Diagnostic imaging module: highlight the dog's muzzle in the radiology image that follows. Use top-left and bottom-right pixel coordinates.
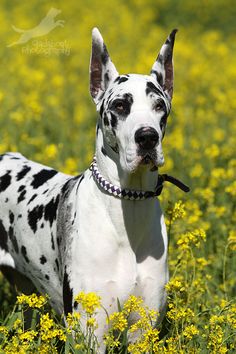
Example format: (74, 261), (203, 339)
(134, 126), (159, 166)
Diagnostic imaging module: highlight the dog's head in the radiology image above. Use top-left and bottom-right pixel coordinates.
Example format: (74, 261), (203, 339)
(90, 28), (177, 174)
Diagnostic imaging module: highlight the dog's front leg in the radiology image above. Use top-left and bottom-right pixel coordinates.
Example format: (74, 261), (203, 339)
(94, 310), (110, 354)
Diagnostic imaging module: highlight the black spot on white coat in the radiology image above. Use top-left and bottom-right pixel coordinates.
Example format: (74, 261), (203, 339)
(40, 255), (47, 264)
(0, 219), (8, 252)
(55, 258), (59, 271)
(150, 70), (163, 86)
(63, 268), (73, 315)
(51, 233), (55, 250)
(27, 194), (37, 205)
(146, 81), (163, 97)
(18, 185), (25, 193)
(9, 211), (14, 224)
(31, 169), (58, 189)
(9, 226), (19, 253)
(17, 189), (26, 203)
(17, 165), (31, 181)
(0, 171), (11, 192)
(28, 205), (44, 233)
(99, 100), (105, 117)
(21, 245), (30, 263)
(114, 76), (129, 84)
(110, 112), (118, 128)
(103, 113), (109, 126)
(44, 195), (60, 227)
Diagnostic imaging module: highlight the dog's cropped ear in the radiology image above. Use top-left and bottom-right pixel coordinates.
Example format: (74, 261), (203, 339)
(150, 29), (178, 100)
(90, 28), (119, 105)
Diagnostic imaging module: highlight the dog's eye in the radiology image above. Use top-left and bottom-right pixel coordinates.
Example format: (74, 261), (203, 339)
(114, 101), (125, 112)
(153, 100), (164, 112)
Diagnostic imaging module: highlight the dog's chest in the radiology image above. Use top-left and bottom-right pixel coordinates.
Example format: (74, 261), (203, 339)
(70, 226), (139, 302)
(67, 178), (168, 303)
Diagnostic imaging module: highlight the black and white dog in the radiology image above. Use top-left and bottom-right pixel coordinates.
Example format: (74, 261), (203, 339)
(0, 28), (188, 350)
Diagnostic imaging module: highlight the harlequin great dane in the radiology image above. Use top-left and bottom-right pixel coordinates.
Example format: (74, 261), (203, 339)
(0, 28), (189, 350)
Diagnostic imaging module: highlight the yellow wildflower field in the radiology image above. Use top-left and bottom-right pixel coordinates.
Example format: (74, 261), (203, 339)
(0, 0), (235, 352)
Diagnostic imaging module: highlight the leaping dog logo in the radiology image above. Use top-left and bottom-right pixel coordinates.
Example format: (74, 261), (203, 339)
(7, 8), (65, 47)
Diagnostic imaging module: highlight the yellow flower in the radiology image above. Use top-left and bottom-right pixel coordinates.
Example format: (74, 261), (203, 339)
(167, 304), (195, 321)
(0, 326), (8, 335)
(19, 330), (37, 342)
(190, 163), (204, 178)
(17, 293), (47, 308)
(207, 204), (226, 217)
(44, 144), (58, 159)
(194, 187), (214, 203)
(210, 315), (225, 325)
(177, 228), (206, 250)
(220, 299), (229, 309)
(205, 143), (220, 158)
(123, 295), (144, 315)
(13, 319), (22, 330)
(166, 276), (186, 293)
(228, 230), (236, 250)
(171, 200), (186, 221)
(40, 312), (54, 335)
(66, 312), (81, 328)
(74, 291), (101, 315)
(62, 157), (79, 175)
(225, 181), (236, 196)
(38, 343), (57, 354)
(183, 325), (199, 339)
(86, 317), (98, 328)
(108, 312), (128, 332)
(128, 327), (159, 353)
(103, 333), (120, 348)
(39, 312), (66, 341)
(196, 257), (210, 268)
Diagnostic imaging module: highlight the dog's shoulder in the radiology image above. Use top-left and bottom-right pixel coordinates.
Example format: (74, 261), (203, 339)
(0, 152), (75, 270)
(0, 152), (69, 189)
(0, 152), (72, 231)
(0, 152), (26, 163)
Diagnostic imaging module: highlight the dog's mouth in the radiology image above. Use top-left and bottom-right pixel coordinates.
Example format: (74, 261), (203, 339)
(141, 154), (154, 164)
(124, 147), (163, 173)
(140, 153), (158, 171)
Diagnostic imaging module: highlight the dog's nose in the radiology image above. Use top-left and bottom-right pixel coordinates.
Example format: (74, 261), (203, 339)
(135, 127), (159, 150)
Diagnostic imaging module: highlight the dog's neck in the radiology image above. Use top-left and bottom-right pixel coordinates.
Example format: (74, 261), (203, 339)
(95, 130), (158, 193)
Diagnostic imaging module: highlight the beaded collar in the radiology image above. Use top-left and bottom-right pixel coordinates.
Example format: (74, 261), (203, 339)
(90, 157), (189, 201)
